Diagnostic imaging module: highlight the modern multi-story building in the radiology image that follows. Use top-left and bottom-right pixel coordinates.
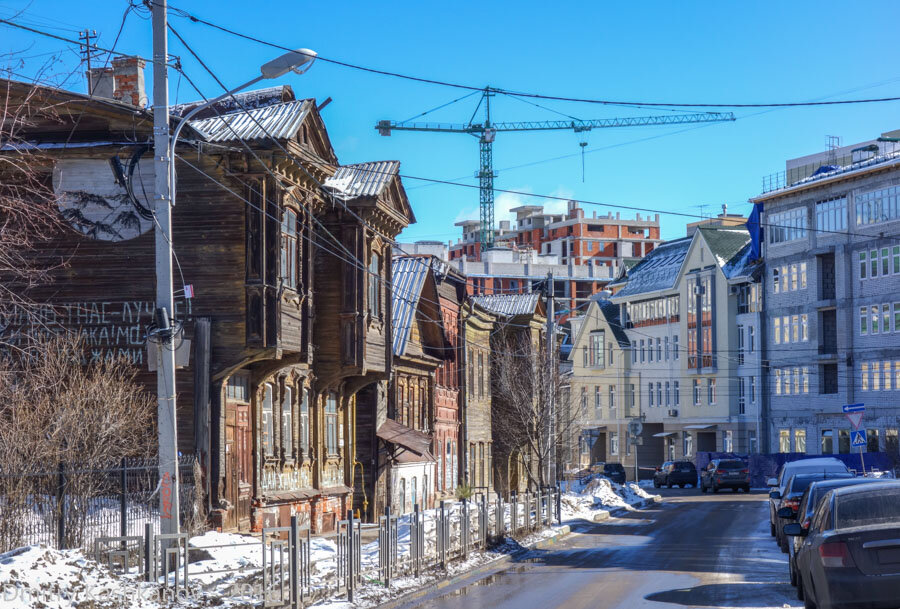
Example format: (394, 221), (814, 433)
(449, 201), (661, 268)
(751, 132), (900, 456)
(570, 225), (763, 478)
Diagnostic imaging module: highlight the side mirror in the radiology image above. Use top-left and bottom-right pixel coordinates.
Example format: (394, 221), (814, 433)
(777, 507), (795, 519)
(767, 477), (778, 487)
(783, 523), (806, 537)
(769, 491), (781, 500)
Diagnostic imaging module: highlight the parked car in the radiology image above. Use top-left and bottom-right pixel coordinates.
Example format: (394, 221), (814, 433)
(653, 461), (697, 488)
(767, 457), (851, 537)
(601, 462), (627, 485)
(784, 478), (890, 590)
(773, 472), (854, 553)
(786, 482), (900, 609)
(700, 459), (750, 493)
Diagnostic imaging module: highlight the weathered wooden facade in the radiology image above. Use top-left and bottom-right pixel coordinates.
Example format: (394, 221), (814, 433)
(460, 299), (497, 496)
(472, 294), (547, 497)
(1, 67), (413, 532)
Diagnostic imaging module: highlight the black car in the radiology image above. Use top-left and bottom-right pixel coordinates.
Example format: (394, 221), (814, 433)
(700, 459), (750, 493)
(786, 482), (900, 609)
(773, 472), (854, 554)
(784, 477), (885, 590)
(601, 462), (626, 485)
(653, 461), (697, 488)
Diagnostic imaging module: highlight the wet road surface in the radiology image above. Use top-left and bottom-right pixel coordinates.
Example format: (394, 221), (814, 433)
(395, 488), (799, 609)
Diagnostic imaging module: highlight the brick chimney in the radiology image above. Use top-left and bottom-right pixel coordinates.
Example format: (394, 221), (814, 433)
(86, 57), (147, 107)
(111, 57), (147, 107)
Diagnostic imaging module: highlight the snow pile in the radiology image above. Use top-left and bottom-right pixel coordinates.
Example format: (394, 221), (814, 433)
(560, 476), (660, 522)
(0, 545), (157, 608)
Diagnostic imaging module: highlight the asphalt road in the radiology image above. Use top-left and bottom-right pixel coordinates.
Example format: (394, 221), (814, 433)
(395, 488), (799, 609)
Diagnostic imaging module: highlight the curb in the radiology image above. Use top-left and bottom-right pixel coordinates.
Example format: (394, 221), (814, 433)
(373, 525), (572, 609)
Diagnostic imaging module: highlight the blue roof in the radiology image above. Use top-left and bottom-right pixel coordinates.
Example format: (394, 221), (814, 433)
(391, 257), (431, 356)
(612, 237), (691, 299)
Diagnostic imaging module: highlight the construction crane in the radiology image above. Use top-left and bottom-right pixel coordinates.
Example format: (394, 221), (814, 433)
(377, 86), (735, 250)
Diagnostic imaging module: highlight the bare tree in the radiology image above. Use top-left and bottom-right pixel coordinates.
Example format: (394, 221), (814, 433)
(491, 329), (583, 492)
(0, 333), (157, 549)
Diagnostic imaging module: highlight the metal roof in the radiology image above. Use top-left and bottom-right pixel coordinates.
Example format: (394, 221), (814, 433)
(391, 256), (430, 356)
(612, 237), (691, 299)
(472, 293), (542, 317)
(325, 161), (400, 200)
(189, 99), (311, 143)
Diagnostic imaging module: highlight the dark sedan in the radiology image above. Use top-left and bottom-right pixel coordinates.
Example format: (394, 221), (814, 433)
(653, 461), (697, 488)
(784, 477), (888, 590)
(773, 472), (854, 553)
(787, 482), (900, 609)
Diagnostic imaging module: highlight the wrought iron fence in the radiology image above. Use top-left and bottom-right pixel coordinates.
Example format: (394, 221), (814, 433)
(0, 455), (196, 553)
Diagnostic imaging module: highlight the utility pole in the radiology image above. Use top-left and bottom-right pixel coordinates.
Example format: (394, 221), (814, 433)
(546, 272), (555, 487)
(151, 0), (180, 537)
(78, 29), (100, 94)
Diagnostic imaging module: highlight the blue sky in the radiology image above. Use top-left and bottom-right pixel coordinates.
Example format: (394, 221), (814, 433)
(4, 1), (900, 242)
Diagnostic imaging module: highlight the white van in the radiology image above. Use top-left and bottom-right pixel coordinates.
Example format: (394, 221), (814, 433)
(767, 457), (851, 536)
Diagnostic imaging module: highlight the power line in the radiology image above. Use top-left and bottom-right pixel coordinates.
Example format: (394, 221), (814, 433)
(165, 3), (900, 110)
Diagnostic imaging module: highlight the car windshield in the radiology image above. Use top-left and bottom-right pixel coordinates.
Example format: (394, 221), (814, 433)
(605, 464), (624, 473)
(675, 463), (695, 471)
(789, 476), (823, 494)
(836, 488), (900, 529)
(718, 460), (745, 470)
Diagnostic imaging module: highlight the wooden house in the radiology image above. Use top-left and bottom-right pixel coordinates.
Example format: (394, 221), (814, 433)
(0, 64), (412, 533)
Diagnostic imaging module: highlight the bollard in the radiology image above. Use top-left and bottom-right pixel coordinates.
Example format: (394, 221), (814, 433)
(346, 510), (355, 602)
(290, 515), (299, 609)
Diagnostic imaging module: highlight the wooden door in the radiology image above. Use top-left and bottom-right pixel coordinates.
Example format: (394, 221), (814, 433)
(225, 402), (253, 530)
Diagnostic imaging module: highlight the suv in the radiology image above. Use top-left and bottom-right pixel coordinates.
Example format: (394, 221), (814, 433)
(653, 461), (697, 488)
(766, 457), (849, 537)
(700, 459), (750, 493)
(601, 462), (626, 485)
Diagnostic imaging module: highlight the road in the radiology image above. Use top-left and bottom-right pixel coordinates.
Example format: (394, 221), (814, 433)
(395, 488), (799, 609)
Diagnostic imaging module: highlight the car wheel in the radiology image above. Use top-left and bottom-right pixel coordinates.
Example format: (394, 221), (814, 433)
(653, 479), (660, 488)
(770, 522), (776, 536)
(781, 539), (789, 554)
(666, 480), (672, 489)
(804, 589), (816, 609)
(700, 482), (707, 494)
(789, 558), (797, 588)
(731, 487), (738, 493)
(796, 570), (804, 600)
(712, 485), (719, 493)
(743, 485), (750, 493)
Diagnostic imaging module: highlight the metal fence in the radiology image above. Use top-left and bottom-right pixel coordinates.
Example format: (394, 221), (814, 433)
(0, 455), (196, 553)
(92, 488), (562, 608)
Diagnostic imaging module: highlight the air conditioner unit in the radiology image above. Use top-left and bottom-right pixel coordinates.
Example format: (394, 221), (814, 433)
(667, 409), (679, 417)
(729, 285), (739, 295)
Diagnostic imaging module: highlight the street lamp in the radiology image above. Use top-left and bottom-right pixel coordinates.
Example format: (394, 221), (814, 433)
(168, 48), (317, 203)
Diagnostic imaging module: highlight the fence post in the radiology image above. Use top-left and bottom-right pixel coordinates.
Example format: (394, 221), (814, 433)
(144, 522), (153, 582)
(413, 503), (421, 578)
(290, 515), (299, 609)
(346, 509), (355, 602)
(57, 461), (66, 550)
(120, 458), (128, 539)
(461, 499), (469, 560)
(510, 492), (517, 534)
(556, 484), (562, 523)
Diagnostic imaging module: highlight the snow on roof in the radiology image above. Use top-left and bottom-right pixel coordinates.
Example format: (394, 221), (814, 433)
(325, 160), (400, 200)
(472, 293), (542, 317)
(611, 237), (691, 298)
(698, 227), (754, 279)
(189, 99), (312, 142)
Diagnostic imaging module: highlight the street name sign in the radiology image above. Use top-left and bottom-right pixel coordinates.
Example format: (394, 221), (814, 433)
(851, 429), (867, 448)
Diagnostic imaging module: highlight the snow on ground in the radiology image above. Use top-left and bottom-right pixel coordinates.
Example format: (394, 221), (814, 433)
(560, 476), (660, 522)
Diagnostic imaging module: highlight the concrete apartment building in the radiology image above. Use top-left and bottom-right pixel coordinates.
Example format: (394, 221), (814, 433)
(752, 132), (900, 456)
(583, 226), (764, 474)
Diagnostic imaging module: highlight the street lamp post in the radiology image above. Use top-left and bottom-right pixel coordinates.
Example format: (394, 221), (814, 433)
(150, 0), (316, 538)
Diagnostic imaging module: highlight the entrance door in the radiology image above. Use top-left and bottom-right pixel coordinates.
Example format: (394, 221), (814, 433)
(225, 402), (252, 530)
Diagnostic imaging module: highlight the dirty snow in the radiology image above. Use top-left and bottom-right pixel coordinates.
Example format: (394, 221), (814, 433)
(560, 476), (660, 522)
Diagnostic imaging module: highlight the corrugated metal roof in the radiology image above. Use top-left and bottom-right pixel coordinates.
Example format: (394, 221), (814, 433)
(391, 256), (430, 356)
(324, 161), (399, 200)
(171, 85), (295, 119)
(189, 99), (311, 143)
(472, 293), (542, 317)
(612, 237), (691, 299)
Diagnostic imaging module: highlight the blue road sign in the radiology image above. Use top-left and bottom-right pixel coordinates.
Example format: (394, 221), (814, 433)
(843, 403), (865, 414)
(851, 429), (867, 448)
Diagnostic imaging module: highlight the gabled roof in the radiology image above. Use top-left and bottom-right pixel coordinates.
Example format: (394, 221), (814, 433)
(610, 237), (691, 299)
(472, 293), (543, 318)
(597, 299), (630, 347)
(189, 99), (313, 142)
(325, 161), (399, 199)
(697, 227), (755, 280)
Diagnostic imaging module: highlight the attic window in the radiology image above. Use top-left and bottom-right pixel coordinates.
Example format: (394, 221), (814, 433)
(302, 124), (309, 145)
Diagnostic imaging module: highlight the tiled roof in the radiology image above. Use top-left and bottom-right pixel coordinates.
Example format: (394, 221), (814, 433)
(612, 237), (691, 298)
(391, 256), (430, 356)
(189, 99), (312, 142)
(472, 293), (542, 317)
(325, 161), (400, 200)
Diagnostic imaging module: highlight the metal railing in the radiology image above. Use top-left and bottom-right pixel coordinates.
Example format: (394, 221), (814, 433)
(88, 488), (562, 608)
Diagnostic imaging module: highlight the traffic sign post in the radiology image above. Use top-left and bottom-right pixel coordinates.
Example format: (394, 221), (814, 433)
(844, 404), (867, 475)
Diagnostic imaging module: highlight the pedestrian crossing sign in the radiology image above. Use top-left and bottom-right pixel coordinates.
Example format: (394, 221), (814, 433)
(850, 429), (866, 448)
